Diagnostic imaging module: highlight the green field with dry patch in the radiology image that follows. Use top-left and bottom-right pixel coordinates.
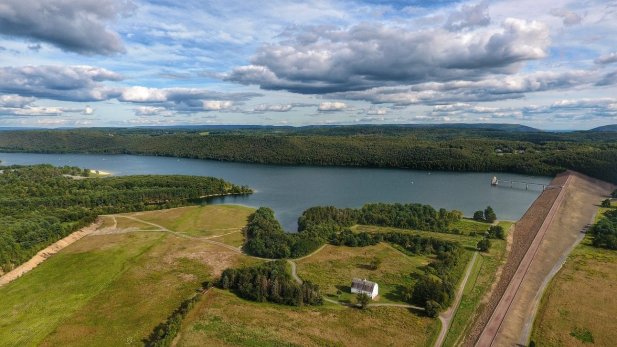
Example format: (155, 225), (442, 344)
(177, 288), (438, 347)
(531, 204), (617, 346)
(0, 205), (257, 347)
(296, 243), (431, 304)
(126, 204), (253, 237)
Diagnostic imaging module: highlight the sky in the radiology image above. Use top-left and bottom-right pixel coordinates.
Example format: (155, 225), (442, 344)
(0, 0), (616, 130)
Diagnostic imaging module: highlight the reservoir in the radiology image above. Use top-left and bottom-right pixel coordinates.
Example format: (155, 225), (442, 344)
(0, 152), (550, 231)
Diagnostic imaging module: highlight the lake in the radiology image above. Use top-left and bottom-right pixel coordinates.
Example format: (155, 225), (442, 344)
(0, 152), (551, 231)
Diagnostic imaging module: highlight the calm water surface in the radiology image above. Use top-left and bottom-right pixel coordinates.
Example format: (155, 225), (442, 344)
(0, 153), (551, 231)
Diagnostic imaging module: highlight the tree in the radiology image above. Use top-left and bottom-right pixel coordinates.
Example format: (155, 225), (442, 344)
(473, 210), (485, 221)
(601, 199), (612, 208)
(425, 300), (441, 318)
(484, 206), (497, 223)
(356, 292), (370, 309)
(477, 238), (491, 252)
(487, 225), (505, 239)
(369, 257), (382, 270)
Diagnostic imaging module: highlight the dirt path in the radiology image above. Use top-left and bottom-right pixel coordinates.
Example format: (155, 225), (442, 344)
(435, 252), (479, 347)
(0, 219), (103, 287)
(476, 172), (613, 346)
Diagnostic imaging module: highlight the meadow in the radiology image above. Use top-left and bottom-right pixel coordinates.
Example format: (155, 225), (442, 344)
(531, 203), (617, 346)
(0, 205), (256, 346)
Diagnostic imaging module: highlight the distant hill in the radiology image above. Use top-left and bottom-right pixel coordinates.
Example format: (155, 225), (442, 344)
(589, 124), (617, 132)
(138, 123), (541, 133)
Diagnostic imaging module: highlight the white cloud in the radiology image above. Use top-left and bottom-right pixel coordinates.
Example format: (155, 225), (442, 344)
(318, 101), (347, 111)
(595, 52), (617, 65)
(228, 18), (550, 93)
(202, 100), (233, 111)
(445, 2), (491, 31)
(252, 104), (293, 112)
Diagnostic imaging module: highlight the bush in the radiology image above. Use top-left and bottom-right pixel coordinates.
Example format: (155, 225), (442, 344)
(356, 293), (370, 309)
(601, 199), (612, 208)
(477, 238), (491, 252)
(487, 225), (505, 239)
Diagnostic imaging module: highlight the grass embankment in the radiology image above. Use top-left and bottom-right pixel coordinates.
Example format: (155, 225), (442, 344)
(531, 204), (617, 346)
(0, 205), (257, 346)
(177, 288), (437, 347)
(442, 221), (512, 346)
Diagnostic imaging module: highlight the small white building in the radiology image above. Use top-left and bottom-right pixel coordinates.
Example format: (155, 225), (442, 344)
(351, 278), (379, 299)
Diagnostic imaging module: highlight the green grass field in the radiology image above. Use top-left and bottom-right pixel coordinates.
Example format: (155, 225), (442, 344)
(531, 206), (617, 346)
(128, 205), (253, 237)
(177, 288), (438, 347)
(0, 232), (164, 346)
(297, 243), (431, 304)
(0, 205), (257, 347)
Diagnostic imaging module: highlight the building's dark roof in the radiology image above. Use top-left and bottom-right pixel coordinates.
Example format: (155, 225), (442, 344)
(351, 278), (376, 292)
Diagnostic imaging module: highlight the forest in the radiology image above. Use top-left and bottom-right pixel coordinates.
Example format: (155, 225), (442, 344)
(0, 165), (251, 272)
(0, 126), (616, 184)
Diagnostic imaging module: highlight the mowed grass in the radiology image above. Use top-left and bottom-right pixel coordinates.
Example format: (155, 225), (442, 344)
(0, 232), (164, 346)
(127, 205), (254, 237)
(297, 243), (431, 304)
(177, 288), (438, 347)
(532, 208), (617, 346)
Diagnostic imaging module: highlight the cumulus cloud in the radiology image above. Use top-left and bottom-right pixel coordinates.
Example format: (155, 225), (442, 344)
(550, 8), (582, 26)
(83, 105), (95, 115)
(328, 70), (598, 105)
(365, 107), (387, 115)
(134, 106), (172, 117)
(318, 101), (347, 111)
(445, 2), (491, 31)
(0, 65), (122, 101)
(252, 104), (293, 112)
(227, 18), (550, 94)
(202, 100), (233, 111)
(0, 94), (36, 108)
(595, 52), (617, 65)
(424, 98), (617, 123)
(119, 86), (259, 110)
(0, 0), (133, 55)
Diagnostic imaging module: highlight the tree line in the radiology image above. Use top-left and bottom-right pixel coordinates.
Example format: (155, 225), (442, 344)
(0, 165), (251, 272)
(244, 204), (463, 259)
(0, 127), (616, 184)
(591, 208), (617, 250)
